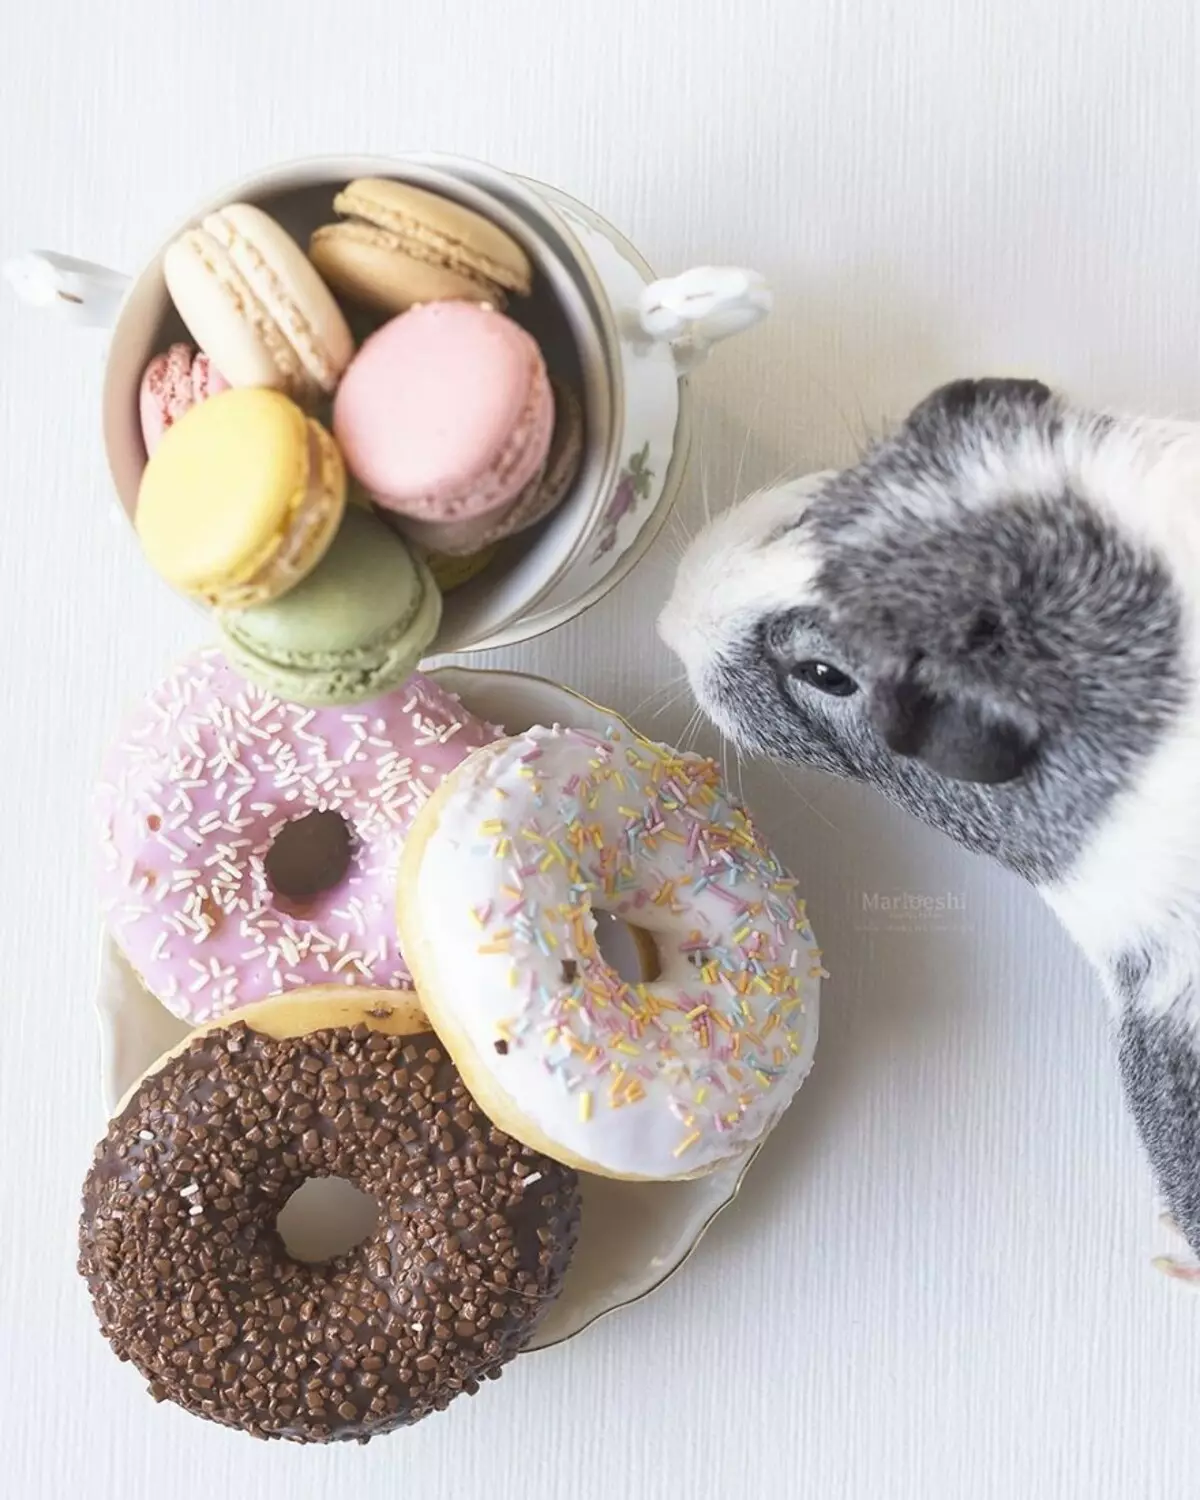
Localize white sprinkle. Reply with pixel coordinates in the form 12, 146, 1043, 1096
180, 1182, 201, 1197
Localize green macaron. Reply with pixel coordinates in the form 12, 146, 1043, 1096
217, 505, 442, 706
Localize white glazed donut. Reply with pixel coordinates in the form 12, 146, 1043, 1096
397, 722, 823, 1181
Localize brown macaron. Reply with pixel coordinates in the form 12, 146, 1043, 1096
310, 178, 533, 316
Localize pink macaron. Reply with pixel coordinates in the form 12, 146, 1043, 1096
138, 343, 228, 456
333, 302, 555, 539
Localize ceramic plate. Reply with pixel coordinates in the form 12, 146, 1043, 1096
94, 667, 758, 1352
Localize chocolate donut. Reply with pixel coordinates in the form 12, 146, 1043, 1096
78, 989, 581, 1442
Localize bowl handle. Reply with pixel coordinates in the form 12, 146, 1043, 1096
637, 266, 772, 373
3, 250, 130, 328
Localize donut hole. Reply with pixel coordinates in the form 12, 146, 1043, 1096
275, 1176, 381, 1264
264, 810, 354, 912
592, 911, 661, 983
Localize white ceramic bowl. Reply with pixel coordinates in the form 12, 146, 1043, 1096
94, 666, 762, 1351
5, 153, 770, 653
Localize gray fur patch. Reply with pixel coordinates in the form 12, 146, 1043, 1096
1119, 999, 1200, 1254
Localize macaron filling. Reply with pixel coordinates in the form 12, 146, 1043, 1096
322, 180, 532, 296
219, 424, 346, 608
217, 507, 443, 705
324, 216, 512, 297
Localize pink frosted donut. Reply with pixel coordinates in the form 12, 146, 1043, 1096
97, 649, 501, 1023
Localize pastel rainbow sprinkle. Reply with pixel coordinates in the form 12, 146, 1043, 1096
460, 724, 821, 1165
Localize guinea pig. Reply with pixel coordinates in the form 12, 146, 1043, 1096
659, 377, 1200, 1268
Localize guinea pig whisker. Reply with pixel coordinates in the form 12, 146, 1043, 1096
733, 744, 748, 807
822, 376, 875, 454
663, 521, 693, 562
650, 684, 693, 720
665, 499, 698, 558
627, 676, 687, 721
731, 396, 767, 513
762, 757, 842, 834
679, 704, 705, 752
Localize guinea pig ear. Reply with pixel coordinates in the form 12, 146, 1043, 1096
903, 377, 1054, 436
868, 664, 1041, 784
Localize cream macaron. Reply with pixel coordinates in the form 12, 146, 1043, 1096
164, 203, 353, 405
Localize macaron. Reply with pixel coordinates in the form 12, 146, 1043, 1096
216, 505, 442, 706
138, 343, 228, 455
163, 203, 353, 404
310, 178, 532, 315
425, 545, 499, 592
333, 302, 555, 539
135, 387, 346, 610
401, 380, 584, 556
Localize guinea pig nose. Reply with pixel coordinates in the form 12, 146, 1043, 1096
870, 675, 1039, 785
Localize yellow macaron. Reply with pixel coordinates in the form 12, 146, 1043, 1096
135, 387, 346, 610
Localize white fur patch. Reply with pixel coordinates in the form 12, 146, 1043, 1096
657, 473, 833, 703
1044, 673, 1200, 1015
1038, 420, 1200, 1008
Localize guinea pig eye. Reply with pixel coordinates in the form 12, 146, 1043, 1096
790, 660, 859, 697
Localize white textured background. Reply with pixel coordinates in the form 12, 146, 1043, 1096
2, 3, 1198, 1496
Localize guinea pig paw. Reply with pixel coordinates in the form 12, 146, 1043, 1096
1152, 1255, 1200, 1284
1152, 1212, 1200, 1285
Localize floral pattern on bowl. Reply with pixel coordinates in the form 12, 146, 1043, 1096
592, 442, 654, 563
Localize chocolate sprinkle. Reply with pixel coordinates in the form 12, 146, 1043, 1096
78, 1023, 581, 1443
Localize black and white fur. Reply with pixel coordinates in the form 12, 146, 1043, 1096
659, 378, 1200, 1266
